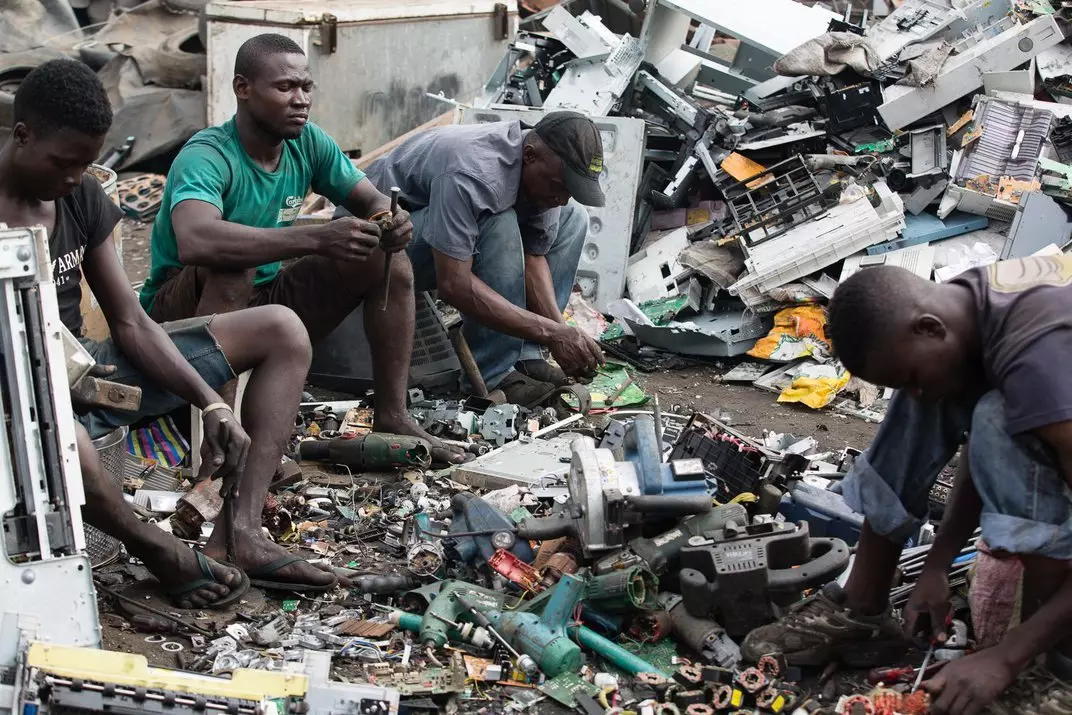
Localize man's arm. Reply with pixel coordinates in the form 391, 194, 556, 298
524, 254, 564, 324
435, 250, 602, 376
173, 199, 340, 268
904, 447, 982, 642
437, 249, 563, 344
83, 235, 222, 409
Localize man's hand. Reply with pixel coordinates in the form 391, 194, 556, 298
924, 649, 1017, 715
198, 406, 251, 498
549, 326, 605, 378
380, 208, 413, 254
904, 568, 952, 644
315, 217, 382, 262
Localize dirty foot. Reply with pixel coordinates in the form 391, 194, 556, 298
206, 533, 337, 592
374, 412, 469, 465
149, 538, 245, 609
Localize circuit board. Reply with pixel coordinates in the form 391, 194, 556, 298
358, 652, 467, 696
538, 672, 601, 707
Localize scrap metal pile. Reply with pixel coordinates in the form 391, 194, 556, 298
93, 392, 1031, 715
475, 0, 1072, 421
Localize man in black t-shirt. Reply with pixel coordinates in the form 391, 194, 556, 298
742, 262, 1072, 714
0, 60, 337, 605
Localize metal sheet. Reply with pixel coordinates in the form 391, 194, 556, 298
1003, 191, 1072, 259
205, 0, 508, 23
867, 211, 988, 254
658, 0, 838, 57
207, 5, 516, 154
452, 435, 576, 490
840, 244, 936, 282
626, 310, 772, 358
460, 107, 645, 312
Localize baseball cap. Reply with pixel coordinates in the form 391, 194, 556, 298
533, 111, 606, 208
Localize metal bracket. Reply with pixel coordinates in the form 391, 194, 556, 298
317, 14, 338, 54
494, 3, 510, 41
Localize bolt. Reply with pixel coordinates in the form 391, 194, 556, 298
16, 246, 31, 262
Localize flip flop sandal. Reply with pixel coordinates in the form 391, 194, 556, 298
166, 551, 250, 609
247, 554, 340, 593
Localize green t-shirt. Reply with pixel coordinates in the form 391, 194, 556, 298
139, 118, 365, 311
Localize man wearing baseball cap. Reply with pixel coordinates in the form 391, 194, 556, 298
340, 110, 606, 403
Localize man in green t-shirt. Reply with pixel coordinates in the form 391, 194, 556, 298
141, 33, 462, 464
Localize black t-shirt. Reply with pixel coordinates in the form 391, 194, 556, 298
51, 174, 125, 335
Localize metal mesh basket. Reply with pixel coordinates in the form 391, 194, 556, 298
85, 427, 128, 568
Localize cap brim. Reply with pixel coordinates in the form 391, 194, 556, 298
563, 165, 606, 208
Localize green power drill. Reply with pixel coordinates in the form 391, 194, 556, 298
297, 433, 432, 470
418, 581, 505, 648
482, 573, 587, 679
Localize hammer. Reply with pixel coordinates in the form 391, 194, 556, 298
379, 187, 401, 311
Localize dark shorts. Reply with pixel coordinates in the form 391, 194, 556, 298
78, 316, 235, 440
148, 256, 360, 343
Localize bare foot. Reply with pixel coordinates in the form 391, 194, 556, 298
147, 539, 244, 609
374, 412, 469, 465
206, 532, 336, 590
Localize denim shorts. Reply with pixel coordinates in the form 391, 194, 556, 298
841, 389, 1072, 560
77, 316, 235, 440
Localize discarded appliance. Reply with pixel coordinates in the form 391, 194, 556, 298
940, 96, 1055, 221
877, 14, 1062, 131
730, 182, 906, 308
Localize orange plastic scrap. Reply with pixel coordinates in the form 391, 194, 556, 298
948, 109, 974, 136
747, 305, 831, 362
721, 153, 771, 189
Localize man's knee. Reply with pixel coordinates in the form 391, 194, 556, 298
557, 202, 590, 247
257, 305, 313, 365
970, 390, 1008, 440
479, 208, 521, 237
388, 250, 414, 294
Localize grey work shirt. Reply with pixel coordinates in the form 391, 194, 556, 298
364, 120, 560, 260
953, 255, 1072, 434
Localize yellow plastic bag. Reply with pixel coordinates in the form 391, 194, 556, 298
747, 305, 830, 362
777, 362, 850, 409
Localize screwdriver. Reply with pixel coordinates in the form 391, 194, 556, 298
379, 187, 400, 311
454, 593, 539, 675
912, 613, 952, 692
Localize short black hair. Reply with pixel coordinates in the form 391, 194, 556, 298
827, 265, 918, 375
234, 33, 305, 79
13, 59, 112, 137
